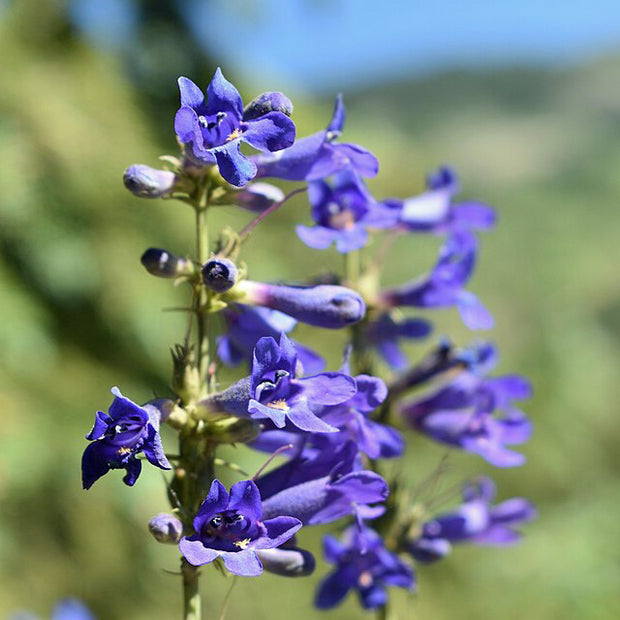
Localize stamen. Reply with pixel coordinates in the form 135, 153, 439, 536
234, 538, 251, 550
225, 128, 242, 142
267, 399, 289, 411
118, 446, 132, 456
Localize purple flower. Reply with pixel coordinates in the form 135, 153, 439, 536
248, 334, 356, 432
316, 525, 414, 610
179, 479, 301, 577
401, 343, 532, 467
382, 166, 496, 234
322, 374, 405, 459
217, 304, 324, 375
82, 387, 171, 489
379, 231, 494, 330
259, 440, 389, 525
363, 312, 433, 370
174, 68, 295, 187
296, 170, 398, 253
406, 477, 536, 563
238, 280, 366, 329
254, 95, 378, 181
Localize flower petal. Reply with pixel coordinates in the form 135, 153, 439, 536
179, 537, 220, 566
177, 76, 205, 110
213, 142, 257, 187
254, 516, 302, 549
228, 479, 263, 522
220, 549, 263, 576
205, 67, 243, 118
242, 112, 296, 152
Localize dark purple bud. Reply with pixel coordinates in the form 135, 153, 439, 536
243, 92, 294, 121
239, 281, 365, 329
123, 164, 176, 198
141, 248, 196, 278
201, 257, 238, 293
149, 513, 183, 543
233, 182, 285, 212
256, 547, 316, 577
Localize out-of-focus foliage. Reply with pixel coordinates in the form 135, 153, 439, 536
1, 2, 619, 619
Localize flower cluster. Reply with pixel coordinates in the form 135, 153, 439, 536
83, 67, 535, 617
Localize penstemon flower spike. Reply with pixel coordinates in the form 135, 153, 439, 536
80, 67, 535, 620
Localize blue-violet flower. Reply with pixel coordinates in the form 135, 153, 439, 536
316, 525, 415, 610
296, 170, 398, 253
406, 477, 536, 563
178, 479, 301, 577
82, 387, 170, 489
254, 94, 378, 181
174, 68, 296, 186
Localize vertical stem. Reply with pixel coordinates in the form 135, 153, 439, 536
195, 207, 210, 392
176, 199, 214, 620
182, 559, 201, 620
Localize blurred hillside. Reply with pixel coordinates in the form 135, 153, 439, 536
1, 5, 619, 620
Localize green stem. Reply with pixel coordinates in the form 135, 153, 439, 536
195, 207, 210, 393
182, 559, 201, 620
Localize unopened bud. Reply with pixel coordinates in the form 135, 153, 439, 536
141, 248, 195, 278
238, 281, 365, 329
256, 547, 315, 577
243, 92, 294, 121
148, 513, 183, 543
201, 257, 238, 293
233, 182, 285, 212
123, 165, 176, 198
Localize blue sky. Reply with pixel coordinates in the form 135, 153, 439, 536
70, 0, 620, 93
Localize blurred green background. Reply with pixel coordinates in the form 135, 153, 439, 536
1, 1, 619, 619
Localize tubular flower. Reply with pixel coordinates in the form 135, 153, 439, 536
81, 387, 170, 489
401, 342, 532, 467
405, 477, 537, 563
248, 333, 356, 432
254, 94, 378, 181
258, 441, 389, 525
174, 68, 295, 186
382, 166, 496, 234
217, 304, 324, 375
296, 170, 399, 253
238, 280, 366, 329
316, 525, 415, 610
379, 231, 494, 330
179, 479, 301, 577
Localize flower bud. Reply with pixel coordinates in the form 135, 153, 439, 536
148, 513, 183, 544
238, 281, 365, 329
256, 547, 316, 577
201, 257, 238, 293
141, 248, 196, 278
243, 92, 294, 121
233, 182, 285, 212
123, 164, 176, 198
